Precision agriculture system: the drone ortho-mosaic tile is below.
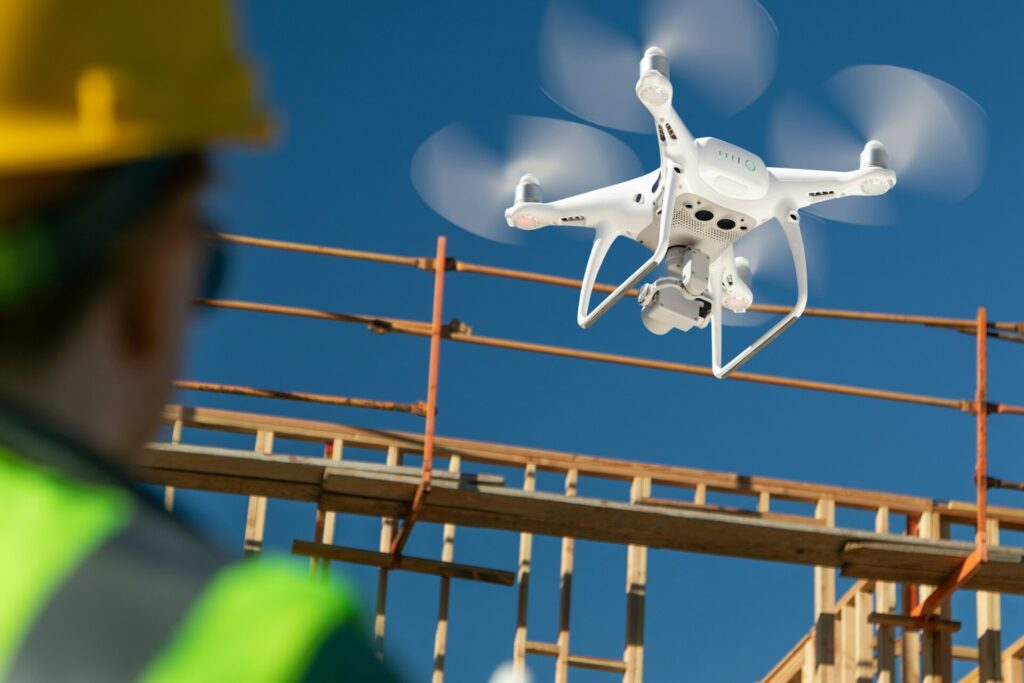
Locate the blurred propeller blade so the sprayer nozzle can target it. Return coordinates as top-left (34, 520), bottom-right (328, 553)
top-left (411, 115), bottom-right (644, 242)
top-left (769, 65), bottom-right (988, 225)
top-left (540, 0), bottom-right (778, 133)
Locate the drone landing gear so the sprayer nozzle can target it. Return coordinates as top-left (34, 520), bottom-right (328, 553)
top-left (710, 209), bottom-right (808, 378)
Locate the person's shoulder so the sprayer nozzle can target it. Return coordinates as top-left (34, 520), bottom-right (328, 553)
top-left (146, 555), bottom-right (404, 683)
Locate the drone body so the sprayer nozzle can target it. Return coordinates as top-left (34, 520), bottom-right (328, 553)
top-left (504, 48), bottom-right (897, 377)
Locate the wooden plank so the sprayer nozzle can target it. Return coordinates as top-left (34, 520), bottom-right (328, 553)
top-left (160, 405), bottom-right (1024, 531)
top-left (141, 442), bottom-right (504, 486)
top-left (134, 448), bottom-right (1024, 595)
top-left (159, 405), bottom-right (937, 515)
top-left (291, 541), bottom-right (514, 585)
top-left (640, 496), bottom-right (825, 527)
top-left (513, 464), bottom-right (537, 678)
top-left (524, 642), bottom-right (626, 673)
top-left (760, 631), bottom-right (811, 683)
top-left (953, 645), bottom-right (979, 660)
top-left (841, 543), bottom-right (1024, 594)
top-left (868, 614), bottom-right (961, 633)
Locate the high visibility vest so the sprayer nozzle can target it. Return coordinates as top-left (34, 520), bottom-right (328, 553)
top-left (0, 405), bottom-right (401, 682)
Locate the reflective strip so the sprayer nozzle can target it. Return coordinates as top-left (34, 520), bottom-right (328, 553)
top-left (8, 502), bottom-right (223, 682)
top-left (0, 447), bottom-right (130, 679)
top-left (142, 558), bottom-right (358, 683)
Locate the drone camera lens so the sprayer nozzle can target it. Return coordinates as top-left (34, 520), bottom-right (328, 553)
top-left (694, 209), bottom-right (714, 221)
top-left (716, 218), bottom-right (736, 230)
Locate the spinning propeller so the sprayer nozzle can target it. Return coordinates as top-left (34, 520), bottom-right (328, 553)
top-left (411, 115), bottom-right (643, 243)
top-left (769, 64), bottom-right (988, 225)
top-left (540, 0), bottom-right (778, 133)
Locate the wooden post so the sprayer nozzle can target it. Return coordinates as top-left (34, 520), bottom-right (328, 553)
top-left (556, 469), bottom-right (579, 683)
top-left (311, 438), bottom-right (343, 577)
top-left (921, 513), bottom-right (953, 683)
top-left (693, 483), bottom-right (707, 506)
top-left (977, 519), bottom-right (1001, 683)
top-left (875, 507), bottom-right (897, 683)
top-left (814, 497), bottom-right (836, 683)
top-left (432, 455), bottom-right (460, 683)
top-left (623, 477), bottom-right (651, 683)
top-left (243, 430), bottom-right (273, 555)
top-left (163, 419), bottom-right (183, 512)
top-left (758, 491), bottom-right (771, 514)
top-left (513, 463), bottom-right (537, 676)
top-left (803, 637), bottom-right (817, 682)
top-left (840, 601), bottom-right (855, 682)
top-left (854, 589), bottom-right (873, 683)
top-left (374, 446), bottom-right (401, 658)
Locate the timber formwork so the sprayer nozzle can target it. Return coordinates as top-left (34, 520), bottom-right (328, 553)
top-left (147, 232), bottom-right (1024, 682)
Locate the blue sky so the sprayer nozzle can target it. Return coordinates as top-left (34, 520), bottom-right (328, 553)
top-left (169, 2), bottom-right (1023, 680)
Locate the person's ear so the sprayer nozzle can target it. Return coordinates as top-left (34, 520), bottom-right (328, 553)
top-left (115, 253), bottom-right (162, 360)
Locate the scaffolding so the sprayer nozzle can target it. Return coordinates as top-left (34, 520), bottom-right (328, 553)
top-left (143, 232), bottom-right (1024, 682)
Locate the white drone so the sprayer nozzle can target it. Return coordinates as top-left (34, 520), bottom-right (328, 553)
top-left (412, 0), bottom-right (987, 377)
top-left (505, 46), bottom-right (895, 377)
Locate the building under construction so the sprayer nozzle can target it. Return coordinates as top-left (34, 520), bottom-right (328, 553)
top-left (140, 232), bottom-right (1024, 682)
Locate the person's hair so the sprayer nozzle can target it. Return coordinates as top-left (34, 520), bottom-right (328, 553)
top-left (0, 154), bottom-right (208, 365)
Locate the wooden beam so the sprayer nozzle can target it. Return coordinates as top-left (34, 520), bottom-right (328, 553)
top-left (433, 455), bottom-right (460, 683)
top-left (868, 614), bottom-right (961, 633)
top-left (525, 641), bottom-right (627, 673)
top-left (813, 498), bottom-right (836, 683)
top-left (374, 446), bottom-right (400, 658)
top-left (513, 464), bottom-right (536, 678)
top-left (556, 469), bottom-right (578, 683)
top-left (640, 496), bottom-right (825, 527)
top-left (243, 430), bottom-right (273, 555)
top-left (137, 448), bottom-right (1024, 595)
top-left (977, 519), bottom-right (1002, 683)
top-left (291, 541), bottom-right (514, 586)
top-left (874, 507), bottom-right (897, 683)
top-left (624, 477), bottom-right (651, 683)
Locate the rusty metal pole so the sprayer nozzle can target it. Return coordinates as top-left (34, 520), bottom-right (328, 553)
top-left (976, 307), bottom-right (989, 562)
top-left (391, 236), bottom-right (447, 558)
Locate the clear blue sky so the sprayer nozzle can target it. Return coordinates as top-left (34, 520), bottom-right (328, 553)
top-left (168, 2), bottom-right (1024, 680)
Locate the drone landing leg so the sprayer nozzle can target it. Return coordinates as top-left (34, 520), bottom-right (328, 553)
top-left (576, 165), bottom-right (680, 328)
top-left (711, 209), bottom-right (808, 378)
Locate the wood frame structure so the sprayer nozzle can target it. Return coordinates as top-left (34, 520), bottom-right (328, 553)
top-left (147, 232), bottom-right (1024, 681)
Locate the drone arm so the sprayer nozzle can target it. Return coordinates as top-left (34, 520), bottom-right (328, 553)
top-left (710, 209), bottom-right (807, 378)
top-left (769, 165), bottom-right (896, 206)
top-left (577, 166), bottom-right (680, 328)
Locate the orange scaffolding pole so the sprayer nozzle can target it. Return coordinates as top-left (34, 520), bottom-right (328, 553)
top-left (390, 236), bottom-right (447, 559)
top-left (910, 307), bottom-right (990, 625)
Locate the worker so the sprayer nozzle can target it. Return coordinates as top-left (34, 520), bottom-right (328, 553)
top-left (0, 1), bottom-right (402, 681)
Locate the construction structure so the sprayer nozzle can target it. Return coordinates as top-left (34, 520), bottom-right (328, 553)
top-left (139, 233), bottom-right (1024, 682)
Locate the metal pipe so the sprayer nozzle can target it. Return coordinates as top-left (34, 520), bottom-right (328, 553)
top-left (976, 307), bottom-right (989, 561)
top-left (194, 299), bottom-right (1024, 415)
top-left (218, 232), bottom-right (424, 268)
top-left (218, 231), bottom-right (1024, 334)
top-left (172, 380), bottom-right (428, 416)
top-left (391, 236), bottom-right (447, 558)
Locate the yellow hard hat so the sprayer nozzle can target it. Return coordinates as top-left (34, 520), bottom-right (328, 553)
top-left (0, 0), bottom-right (272, 177)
